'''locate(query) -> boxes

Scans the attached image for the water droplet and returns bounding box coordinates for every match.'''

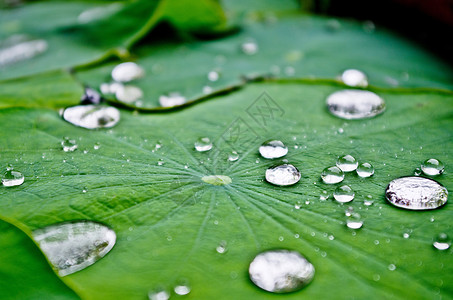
[356,162,374,178]
[421,158,444,176]
[148,289,170,300]
[241,40,258,55]
[433,233,451,250]
[93,142,101,150]
[111,62,144,82]
[388,264,396,271]
[414,167,422,176]
[63,105,120,129]
[228,151,239,162]
[346,212,363,229]
[249,250,315,293]
[115,85,143,104]
[294,201,302,209]
[326,90,386,120]
[32,221,116,276]
[333,185,355,203]
[208,70,220,82]
[174,283,191,296]
[194,137,212,152]
[157,159,164,166]
[159,92,186,107]
[2,167,24,187]
[80,87,102,105]
[319,190,330,201]
[336,155,358,172]
[325,19,341,32]
[61,137,78,152]
[265,164,301,186]
[203,85,213,94]
[385,177,448,210]
[321,166,344,184]
[216,240,228,254]
[77,3,123,24]
[341,69,368,87]
[201,175,232,186]
[0,35,48,67]
[403,232,410,239]
[259,140,288,159]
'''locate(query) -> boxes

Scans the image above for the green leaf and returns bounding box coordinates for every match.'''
[0,81,452,299]
[0,217,80,299]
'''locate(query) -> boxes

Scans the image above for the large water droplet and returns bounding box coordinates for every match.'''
[333,185,355,203]
[259,140,288,159]
[326,90,385,120]
[194,137,212,152]
[385,177,448,210]
[356,162,374,178]
[433,233,451,250]
[115,85,144,104]
[111,62,144,82]
[346,212,363,229]
[2,166,24,187]
[202,175,232,186]
[341,69,368,87]
[159,92,186,107]
[336,155,358,172]
[265,164,301,186]
[0,35,48,67]
[321,166,344,184]
[421,158,444,176]
[61,137,78,152]
[241,40,258,55]
[32,221,116,276]
[249,250,315,293]
[63,105,120,129]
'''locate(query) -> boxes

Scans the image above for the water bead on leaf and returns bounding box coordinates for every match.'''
[333,185,355,203]
[356,162,374,178]
[259,140,288,159]
[63,105,120,129]
[194,137,212,152]
[111,62,145,82]
[321,166,344,184]
[336,155,358,172]
[421,158,444,176]
[326,90,385,120]
[265,164,301,186]
[341,69,368,87]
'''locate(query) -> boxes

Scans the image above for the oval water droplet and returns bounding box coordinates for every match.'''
[63,105,120,129]
[336,155,358,172]
[111,62,144,82]
[321,166,344,184]
[259,140,288,159]
[356,162,374,178]
[32,221,116,276]
[385,176,448,210]
[216,240,228,254]
[148,289,170,300]
[159,92,186,107]
[334,185,355,203]
[265,164,301,186]
[228,151,239,162]
[115,85,143,104]
[194,137,212,152]
[414,167,422,176]
[174,284,191,296]
[61,137,78,152]
[346,212,363,229]
[202,175,232,186]
[341,69,368,87]
[433,233,451,250]
[249,250,315,293]
[0,35,48,67]
[326,90,385,120]
[421,158,444,176]
[241,40,258,55]
[207,70,220,82]
[2,167,24,187]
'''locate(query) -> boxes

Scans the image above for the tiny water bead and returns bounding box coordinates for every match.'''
[208,70,220,82]
[63,105,120,129]
[265,164,301,186]
[241,40,258,55]
[202,175,232,186]
[421,158,444,176]
[356,162,374,178]
[346,212,363,229]
[111,62,145,82]
[148,289,170,300]
[194,137,213,152]
[341,69,368,87]
[385,177,448,210]
[32,221,116,276]
[61,137,78,152]
[319,190,330,201]
[216,240,228,254]
[333,185,355,203]
[2,166,24,187]
[326,90,386,120]
[433,233,451,250]
[159,92,186,107]
[321,166,344,184]
[228,151,239,162]
[414,168,422,176]
[249,250,315,293]
[336,155,358,172]
[259,140,288,159]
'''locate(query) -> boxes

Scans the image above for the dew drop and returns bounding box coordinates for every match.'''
[248,250,315,293]
[61,137,78,152]
[259,140,288,159]
[333,185,355,203]
[194,137,212,152]
[356,162,374,178]
[208,70,220,82]
[148,289,170,300]
[388,264,396,271]
[341,69,368,87]
[159,92,186,108]
[63,105,120,129]
[321,166,344,184]
[2,167,24,187]
[111,62,144,82]
[115,85,143,104]
[174,284,191,296]
[433,233,451,250]
[346,212,363,229]
[241,40,258,55]
[319,190,330,201]
[265,164,301,186]
[336,155,358,172]
[32,221,116,276]
[216,240,228,254]
[157,159,164,166]
[385,176,448,210]
[228,151,239,162]
[326,90,385,120]
[94,142,101,150]
[421,158,444,176]
[414,167,422,176]
[201,175,232,186]
[0,35,48,67]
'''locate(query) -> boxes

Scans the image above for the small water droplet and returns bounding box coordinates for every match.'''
[115,84,143,104]
[157,159,164,166]
[284,66,295,76]
[216,240,228,254]
[111,62,144,82]
[265,164,301,186]
[208,70,220,82]
[294,201,302,209]
[0,35,48,67]
[259,140,288,159]
[61,137,78,152]
[333,185,355,203]
[341,69,368,87]
[321,166,344,184]
[93,142,101,150]
[228,151,239,162]
[319,190,330,201]
[326,90,386,120]
[194,137,212,152]
[159,92,186,107]
[346,212,363,229]
[356,162,374,178]
[241,40,258,55]
[414,167,422,176]
[433,233,451,250]
[63,105,120,129]
[174,283,191,296]
[80,87,102,105]
[336,155,358,172]
[201,175,232,186]
[148,289,170,300]
[249,250,315,293]
[32,221,116,276]
[203,85,213,94]
[403,232,410,239]
[2,167,24,187]
[385,177,448,210]
[388,264,396,271]
[421,158,444,176]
